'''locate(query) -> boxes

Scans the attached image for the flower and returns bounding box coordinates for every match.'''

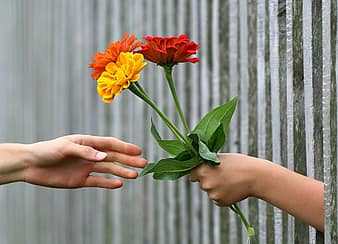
[97,52,147,103]
[137,34,200,66]
[89,33,143,80]
[89,33,252,239]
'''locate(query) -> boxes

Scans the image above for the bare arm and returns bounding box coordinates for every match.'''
[0,134,147,189]
[189,153,324,232]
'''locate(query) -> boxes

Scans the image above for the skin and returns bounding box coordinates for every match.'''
[0,134,147,189]
[189,153,324,232]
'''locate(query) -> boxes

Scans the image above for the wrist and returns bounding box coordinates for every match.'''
[245,155,273,199]
[0,143,33,184]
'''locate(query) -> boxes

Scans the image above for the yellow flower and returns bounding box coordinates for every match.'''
[97,52,147,103]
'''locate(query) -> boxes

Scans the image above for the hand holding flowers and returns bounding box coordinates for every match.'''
[89,33,254,238]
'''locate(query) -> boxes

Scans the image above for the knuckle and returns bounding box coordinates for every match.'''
[207,191,220,201]
[200,182,212,191]
[126,170,138,179]
[83,146,94,155]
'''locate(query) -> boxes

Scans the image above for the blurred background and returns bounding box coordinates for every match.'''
[0,0,336,243]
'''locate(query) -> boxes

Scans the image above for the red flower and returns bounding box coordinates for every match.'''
[88,33,142,80]
[137,34,200,66]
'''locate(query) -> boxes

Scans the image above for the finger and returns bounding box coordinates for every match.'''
[199,181,213,191]
[72,135,142,155]
[92,162,138,179]
[84,176,123,189]
[188,171,199,182]
[104,151,147,168]
[212,200,221,206]
[65,143,107,161]
[189,163,206,182]
[212,200,226,207]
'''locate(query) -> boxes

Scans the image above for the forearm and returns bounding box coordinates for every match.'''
[0,143,31,184]
[254,158,324,232]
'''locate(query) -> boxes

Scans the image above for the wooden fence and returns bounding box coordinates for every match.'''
[0,0,336,243]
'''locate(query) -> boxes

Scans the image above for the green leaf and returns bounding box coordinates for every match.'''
[175,150,194,161]
[153,170,190,180]
[189,133,220,165]
[151,118,186,156]
[150,158,202,174]
[140,157,203,180]
[198,140,220,165]
[150,118,161,141]
[157,139,186,156]
[192,97,238,147]
[187,133,200,150]
[208,123,226,152]
[140,163,157,177]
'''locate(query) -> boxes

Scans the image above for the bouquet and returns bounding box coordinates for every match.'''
[89,33,254,238]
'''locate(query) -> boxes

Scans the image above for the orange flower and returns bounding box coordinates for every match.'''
[97,52,147,103]
[89,33,142,80]
[137,34,200,66]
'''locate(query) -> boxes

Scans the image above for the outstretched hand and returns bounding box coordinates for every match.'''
[24,135,147,189]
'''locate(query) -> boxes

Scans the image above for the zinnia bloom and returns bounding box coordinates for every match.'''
[137,34,200,66]
[89,33,143,80]
[97,52,147,103]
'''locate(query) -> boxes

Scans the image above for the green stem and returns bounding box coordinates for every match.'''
[163,65,191,134]
[129,83,189,145]
[232,203,255,238]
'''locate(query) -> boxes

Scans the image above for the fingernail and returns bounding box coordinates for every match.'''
[95,151,107,160]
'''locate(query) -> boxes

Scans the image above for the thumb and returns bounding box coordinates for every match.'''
[67,143,107,161]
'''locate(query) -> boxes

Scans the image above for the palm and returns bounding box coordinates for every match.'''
[24,135,146,189]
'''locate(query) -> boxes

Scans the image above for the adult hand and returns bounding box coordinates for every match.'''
[23,135,147,189]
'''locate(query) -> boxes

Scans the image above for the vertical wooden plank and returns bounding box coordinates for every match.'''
[268,2,283,243]
[0,0,9,225]
[293,0,310,242]
[218,1,231,242]
[109,1,123,243]
[199,0,211,244]
[52,2,70,243]
[312,2,324,243]
[0,1,12,243]
[277,2,289,242]
[176,1,189,244]
[142,1,156,244]
[302,1,317,243]
[228,1,240,242]
[330,1,337,243]
[94,2,110,244]
[322,0,332,243]
[81,1,97,243]
[133,1,145,243]
[152,1,166,243]
[188,1,202,244]
[68,1,85,244]
[336,1,338,241]
[285,0,295,243]
[211,0,221,243]
[330,1,338,241]
[239,1,250,243]
[256,1,267,243]
[247,1,259,243]
[21,1,40,243]
[163,2,177,244]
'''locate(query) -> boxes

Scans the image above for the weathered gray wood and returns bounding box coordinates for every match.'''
[0,0,336,243]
